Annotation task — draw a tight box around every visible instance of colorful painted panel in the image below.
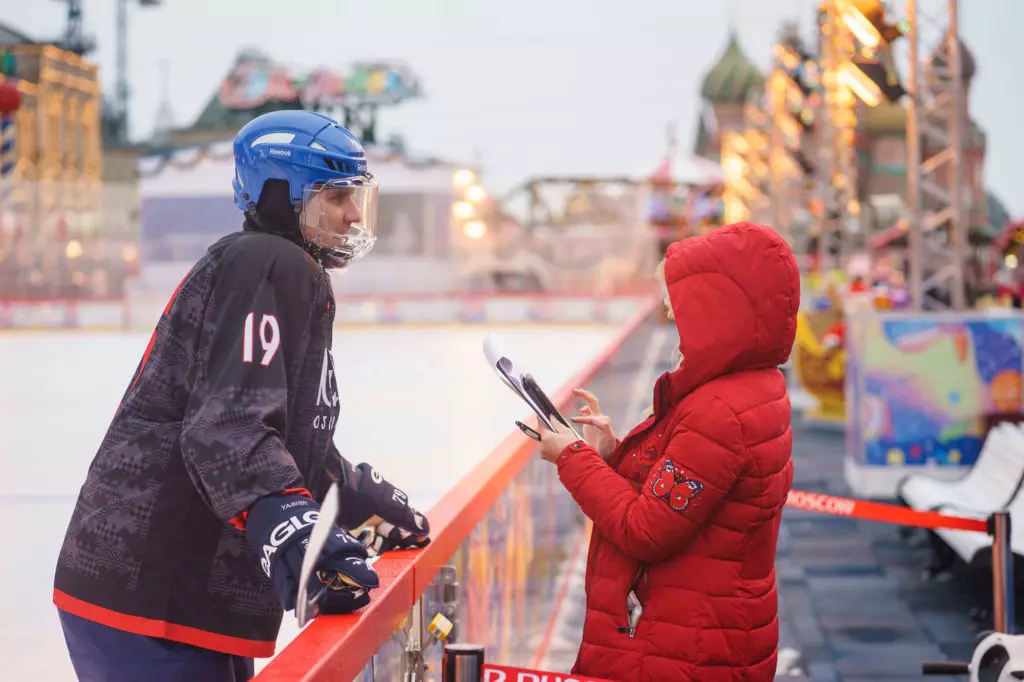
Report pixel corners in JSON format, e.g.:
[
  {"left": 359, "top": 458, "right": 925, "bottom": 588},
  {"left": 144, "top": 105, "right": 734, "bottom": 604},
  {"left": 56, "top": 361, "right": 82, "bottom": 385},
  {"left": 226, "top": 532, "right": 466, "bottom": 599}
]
[{"left": 849, "top": 313, "right": 1024, "bottom": 467}]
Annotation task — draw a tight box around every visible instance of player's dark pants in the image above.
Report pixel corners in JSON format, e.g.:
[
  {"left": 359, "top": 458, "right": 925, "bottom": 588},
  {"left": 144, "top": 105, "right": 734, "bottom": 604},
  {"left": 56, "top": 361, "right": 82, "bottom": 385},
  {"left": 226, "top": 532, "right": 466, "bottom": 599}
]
[{"left": 58, "top": 609, "right": 254, "bottom": 682}]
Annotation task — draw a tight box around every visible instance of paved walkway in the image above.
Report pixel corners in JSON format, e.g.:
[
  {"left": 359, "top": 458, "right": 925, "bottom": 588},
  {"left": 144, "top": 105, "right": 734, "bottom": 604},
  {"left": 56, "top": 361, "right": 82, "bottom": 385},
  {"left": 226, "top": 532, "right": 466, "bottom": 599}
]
[{"left": 777, "top": 415, "right": 987, "bottom": 681}]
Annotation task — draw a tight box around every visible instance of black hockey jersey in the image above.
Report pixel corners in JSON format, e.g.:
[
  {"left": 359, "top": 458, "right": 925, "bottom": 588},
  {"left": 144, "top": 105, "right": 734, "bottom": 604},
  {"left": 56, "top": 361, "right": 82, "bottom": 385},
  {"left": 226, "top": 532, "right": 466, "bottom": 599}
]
[{"left": 54, "top": 230, "right": 352, "bottom": 658}]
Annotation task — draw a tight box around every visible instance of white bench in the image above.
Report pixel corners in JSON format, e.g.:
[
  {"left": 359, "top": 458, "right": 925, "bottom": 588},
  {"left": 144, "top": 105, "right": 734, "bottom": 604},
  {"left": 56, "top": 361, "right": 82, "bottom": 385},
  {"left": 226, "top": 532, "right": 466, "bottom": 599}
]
[
  {"left": 898, "top": 422, "right": 1024, "bottom": 517},
  {"left": 902, "top": 422, "right": 1024, "bottom": 567}
]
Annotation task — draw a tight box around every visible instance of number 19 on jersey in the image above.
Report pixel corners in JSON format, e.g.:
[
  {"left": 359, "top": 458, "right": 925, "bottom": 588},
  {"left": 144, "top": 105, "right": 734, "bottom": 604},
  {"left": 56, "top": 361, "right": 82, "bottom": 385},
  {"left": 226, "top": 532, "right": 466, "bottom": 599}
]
[{"left": 243, "top": 312, "right": 281, "bottom": 366}]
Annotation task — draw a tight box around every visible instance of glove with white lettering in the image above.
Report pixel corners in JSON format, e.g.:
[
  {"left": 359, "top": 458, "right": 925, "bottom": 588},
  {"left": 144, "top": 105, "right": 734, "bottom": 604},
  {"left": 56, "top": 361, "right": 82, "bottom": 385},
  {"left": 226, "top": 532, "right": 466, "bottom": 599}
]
[
  {"left": 339, "top": 463, "right": 431, "bottom": 557},
  {"left": 244, "top": 493, "right": 379, "bottom": 614}
]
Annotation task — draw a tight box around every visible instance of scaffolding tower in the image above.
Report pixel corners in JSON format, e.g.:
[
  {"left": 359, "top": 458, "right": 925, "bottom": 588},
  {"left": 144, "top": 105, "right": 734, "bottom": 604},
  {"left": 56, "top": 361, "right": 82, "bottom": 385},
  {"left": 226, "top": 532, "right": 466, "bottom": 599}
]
[
  {"left": 904, "top": 0, "right": 968, "bottom": 310},
  {"left": 816, "top": 2, "right": 864, "bottom": 271},
  {"left": 767, "top": 22, "right": 820, "bottom": 255}
]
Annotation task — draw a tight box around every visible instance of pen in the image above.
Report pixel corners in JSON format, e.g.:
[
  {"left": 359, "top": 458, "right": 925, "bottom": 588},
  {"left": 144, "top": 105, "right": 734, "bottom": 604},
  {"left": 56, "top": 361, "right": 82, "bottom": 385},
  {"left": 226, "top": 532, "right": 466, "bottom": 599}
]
[{"left": 515, "top": 421, "right": 542, "bottom": 442}]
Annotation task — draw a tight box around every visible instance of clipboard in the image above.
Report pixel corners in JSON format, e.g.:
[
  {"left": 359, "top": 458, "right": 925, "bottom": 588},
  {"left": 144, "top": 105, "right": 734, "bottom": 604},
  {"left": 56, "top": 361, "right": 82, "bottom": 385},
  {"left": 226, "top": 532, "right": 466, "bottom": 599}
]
[{"left": 483, "top": 333, "right": 581, "bottom": 440}]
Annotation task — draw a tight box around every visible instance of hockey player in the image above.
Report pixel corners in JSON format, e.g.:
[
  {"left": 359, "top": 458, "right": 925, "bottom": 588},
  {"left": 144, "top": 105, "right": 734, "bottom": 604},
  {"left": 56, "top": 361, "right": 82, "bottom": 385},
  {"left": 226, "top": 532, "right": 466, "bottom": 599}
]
[{"left": 52, "top": 110, "right": 431, "bottom": 682}]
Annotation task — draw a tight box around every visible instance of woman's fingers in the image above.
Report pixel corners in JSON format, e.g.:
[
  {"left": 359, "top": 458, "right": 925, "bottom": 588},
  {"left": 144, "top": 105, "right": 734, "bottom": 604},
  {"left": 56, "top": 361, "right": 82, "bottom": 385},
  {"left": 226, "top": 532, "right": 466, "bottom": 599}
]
[
  {"left": 571, "top": 415, "right": 611, "bottom": 428},
  {"left": 573, "top": 387, "right": 601, "bottom": 413}
]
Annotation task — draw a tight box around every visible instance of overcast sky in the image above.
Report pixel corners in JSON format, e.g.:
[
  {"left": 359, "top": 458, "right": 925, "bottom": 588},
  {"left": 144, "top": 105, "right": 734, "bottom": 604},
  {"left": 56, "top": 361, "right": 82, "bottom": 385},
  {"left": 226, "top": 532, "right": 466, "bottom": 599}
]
[{"left": 3, "top": 0, "right": 1021, "bottom": 214}]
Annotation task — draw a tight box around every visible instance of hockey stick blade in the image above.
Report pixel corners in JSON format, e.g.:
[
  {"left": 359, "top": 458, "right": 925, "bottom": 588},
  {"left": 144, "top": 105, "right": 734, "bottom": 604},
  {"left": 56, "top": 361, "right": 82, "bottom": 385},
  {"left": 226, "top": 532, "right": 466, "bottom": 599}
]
[{"left": 296, "top": 481, "right": 340, "bottom": 628}]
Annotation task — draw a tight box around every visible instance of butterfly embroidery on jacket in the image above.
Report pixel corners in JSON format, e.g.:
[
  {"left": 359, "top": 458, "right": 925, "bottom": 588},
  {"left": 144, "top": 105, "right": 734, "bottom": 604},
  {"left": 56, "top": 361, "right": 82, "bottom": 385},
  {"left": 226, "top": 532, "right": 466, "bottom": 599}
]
[{"left": 650, "top": 459, "right": 704, "bottom": 512}]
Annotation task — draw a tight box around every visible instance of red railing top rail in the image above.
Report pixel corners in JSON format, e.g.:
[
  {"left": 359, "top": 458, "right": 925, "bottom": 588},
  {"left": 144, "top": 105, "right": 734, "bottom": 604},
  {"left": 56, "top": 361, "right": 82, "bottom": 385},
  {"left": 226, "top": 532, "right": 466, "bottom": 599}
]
[{"left": 255, "top": 295, "right": 660, "bottom": 681}]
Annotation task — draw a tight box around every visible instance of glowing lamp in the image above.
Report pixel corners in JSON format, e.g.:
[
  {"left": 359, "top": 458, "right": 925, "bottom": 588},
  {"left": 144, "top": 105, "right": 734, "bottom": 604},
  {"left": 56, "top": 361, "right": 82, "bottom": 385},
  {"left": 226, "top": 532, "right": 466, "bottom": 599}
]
[{"left": 464, "top": 220, "right": 486, "bottom": 240}]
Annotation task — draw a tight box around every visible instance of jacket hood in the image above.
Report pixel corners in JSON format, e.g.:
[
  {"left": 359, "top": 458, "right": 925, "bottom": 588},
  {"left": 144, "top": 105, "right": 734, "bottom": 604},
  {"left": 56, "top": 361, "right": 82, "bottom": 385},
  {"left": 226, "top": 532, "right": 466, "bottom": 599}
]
[{"left": 660, "top": 222, "right": 800, "bottom": 403}]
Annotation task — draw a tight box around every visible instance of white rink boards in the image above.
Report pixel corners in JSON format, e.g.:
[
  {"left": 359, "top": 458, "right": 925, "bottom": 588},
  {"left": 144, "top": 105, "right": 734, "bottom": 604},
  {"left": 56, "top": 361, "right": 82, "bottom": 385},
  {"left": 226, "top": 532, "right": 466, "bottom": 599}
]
[{"left": 0, "top": 323, "right": 621, "bottom": 680}]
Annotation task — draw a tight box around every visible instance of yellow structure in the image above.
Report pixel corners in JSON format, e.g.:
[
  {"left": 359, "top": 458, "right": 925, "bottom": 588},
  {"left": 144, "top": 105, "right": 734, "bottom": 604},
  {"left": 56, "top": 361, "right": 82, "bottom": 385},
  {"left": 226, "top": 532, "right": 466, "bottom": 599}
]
[
  {"left": 792, "top": 310, "right": 847, "bottom": 423},
  {"left": 2, "top": 44, "right": 102, "bottom": 248},
  {"left": 721, "top": 128, "right": 770, "bottom": 226},
  {"left": 0, "top": 44, "right": 105, "bottom": 297}
]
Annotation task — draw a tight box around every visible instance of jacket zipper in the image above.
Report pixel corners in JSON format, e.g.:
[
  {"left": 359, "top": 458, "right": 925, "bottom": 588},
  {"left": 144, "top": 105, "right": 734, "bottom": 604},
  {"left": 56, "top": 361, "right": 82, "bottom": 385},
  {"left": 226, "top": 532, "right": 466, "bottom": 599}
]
[{"left": 618, "top": 565, "right": 647, "bottom": 639}]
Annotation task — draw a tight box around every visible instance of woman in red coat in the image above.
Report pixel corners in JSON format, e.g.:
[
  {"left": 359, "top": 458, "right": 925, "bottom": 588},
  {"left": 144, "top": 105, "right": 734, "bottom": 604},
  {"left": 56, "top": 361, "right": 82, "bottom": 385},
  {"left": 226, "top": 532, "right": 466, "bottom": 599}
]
[{"left": 540, "top": 222, "right": 798, "bottom": 682}]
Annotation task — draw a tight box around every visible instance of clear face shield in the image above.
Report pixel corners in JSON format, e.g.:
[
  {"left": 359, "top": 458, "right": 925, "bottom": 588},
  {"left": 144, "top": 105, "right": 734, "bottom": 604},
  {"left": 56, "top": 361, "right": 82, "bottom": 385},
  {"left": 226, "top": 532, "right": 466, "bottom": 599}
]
[{"left": 299, "top": 176, "right": 379, "bottom": 269}]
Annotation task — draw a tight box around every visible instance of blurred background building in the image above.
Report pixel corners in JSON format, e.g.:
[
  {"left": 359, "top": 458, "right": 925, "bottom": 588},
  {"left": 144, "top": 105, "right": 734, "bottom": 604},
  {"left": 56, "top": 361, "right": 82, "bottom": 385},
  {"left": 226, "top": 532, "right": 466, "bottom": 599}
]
[{"left": 0, "top": 1, "right": 1020, "bottom": 319}]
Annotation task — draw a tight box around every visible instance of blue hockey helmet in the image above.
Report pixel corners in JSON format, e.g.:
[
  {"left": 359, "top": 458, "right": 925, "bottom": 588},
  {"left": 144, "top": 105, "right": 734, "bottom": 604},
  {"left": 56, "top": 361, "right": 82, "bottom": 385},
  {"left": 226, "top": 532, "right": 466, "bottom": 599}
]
[{"left": 232, "top": 110, "right": 379, "bottom": 268}]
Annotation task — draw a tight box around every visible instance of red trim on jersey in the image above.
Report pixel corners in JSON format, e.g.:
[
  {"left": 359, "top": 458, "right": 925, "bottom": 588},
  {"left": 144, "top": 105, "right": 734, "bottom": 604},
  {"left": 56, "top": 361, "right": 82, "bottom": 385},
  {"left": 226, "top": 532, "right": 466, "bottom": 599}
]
[
  {"left": 282, "top": 487, "right": 313, "bottom": 498},
  {"left": 53, "top": 589, "right": 276, "bottom": 659},
  {"left": 126, "top": 270, "right": 192, "bottom": 397},
  {"left": 227, "top": 487, "right": 313, "bottom": 531}
]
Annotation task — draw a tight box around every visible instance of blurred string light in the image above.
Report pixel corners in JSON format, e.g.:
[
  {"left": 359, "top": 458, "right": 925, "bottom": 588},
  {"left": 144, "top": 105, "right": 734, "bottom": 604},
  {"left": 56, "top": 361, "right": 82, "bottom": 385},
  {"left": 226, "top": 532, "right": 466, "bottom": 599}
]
[
  {"left": 451, "top": 166, "right": 488, "bottom": 241},
  {"left": 463, "top": 220, "right": 486, "bottom": 240},
  {"left": 770, "top": 34, "right": 818, "bottom": 184},
  {"left": 832, "top": 0, "right": 908, "bottom": 106},
  {"left": 452, "top": 168, "right": 475, "bottom": 188},
  {"left": 720, "top": 131, "right": 754, "bottom": 225}
]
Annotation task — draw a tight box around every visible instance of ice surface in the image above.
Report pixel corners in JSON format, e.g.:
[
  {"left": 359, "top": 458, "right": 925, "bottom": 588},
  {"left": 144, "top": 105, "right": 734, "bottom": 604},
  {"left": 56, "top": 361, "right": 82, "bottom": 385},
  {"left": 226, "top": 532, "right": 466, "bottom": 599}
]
[{"left": 0, "top": 324, "right": 620, "bottom": 679}]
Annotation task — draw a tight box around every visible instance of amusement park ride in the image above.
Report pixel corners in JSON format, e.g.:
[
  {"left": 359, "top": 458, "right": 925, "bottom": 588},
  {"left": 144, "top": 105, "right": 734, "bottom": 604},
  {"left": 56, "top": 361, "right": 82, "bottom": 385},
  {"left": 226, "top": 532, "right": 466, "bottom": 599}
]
[
  {"left": 489, "top": 122, "right": 726, "bottom": 296},
  {"left": 212, "top": 51, "right": 422, "bottom": 147},
  {"left": 491, "top": 170, "right": 722, "bottom": 295}
]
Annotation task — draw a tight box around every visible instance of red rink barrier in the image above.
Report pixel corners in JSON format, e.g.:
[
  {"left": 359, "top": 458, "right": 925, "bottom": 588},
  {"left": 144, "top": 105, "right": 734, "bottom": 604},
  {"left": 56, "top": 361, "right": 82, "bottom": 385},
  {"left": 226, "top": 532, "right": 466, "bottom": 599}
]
[
  {"left": 483, "top": 663, "right": 614, "bottom": 682},
  {"left": 785, "top": 489, "right": 989, "bottom": 533},
  {"left": 254, "top": 296, "right": 663, "bottom": 682}
]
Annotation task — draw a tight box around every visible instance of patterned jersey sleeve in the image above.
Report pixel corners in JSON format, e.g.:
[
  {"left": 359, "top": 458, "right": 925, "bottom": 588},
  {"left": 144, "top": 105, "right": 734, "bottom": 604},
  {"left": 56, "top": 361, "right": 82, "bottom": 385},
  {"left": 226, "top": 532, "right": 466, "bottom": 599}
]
[{"left": 179, "top": 250, "right": 315, "bottom": 527}]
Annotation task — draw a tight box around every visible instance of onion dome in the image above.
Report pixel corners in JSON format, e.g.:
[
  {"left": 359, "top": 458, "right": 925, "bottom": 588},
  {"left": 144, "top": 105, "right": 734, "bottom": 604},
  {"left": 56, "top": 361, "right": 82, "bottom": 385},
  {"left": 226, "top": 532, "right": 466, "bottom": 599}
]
[
  {"left": 928, "top": 30, "right": 976, "bottom": 84},
  {"left": 700, "top": 31, "right": 766, "bottom": 105}
]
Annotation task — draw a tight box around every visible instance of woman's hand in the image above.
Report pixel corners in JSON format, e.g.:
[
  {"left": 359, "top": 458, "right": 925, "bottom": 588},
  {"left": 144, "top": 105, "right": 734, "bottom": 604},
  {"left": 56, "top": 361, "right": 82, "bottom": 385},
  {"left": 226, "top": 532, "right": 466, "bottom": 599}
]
[
  {"left": 570, "top": 388, "right": 617, "bottom": 461},
  {"left": 538, "top": 419, "right": 582, "bottom": 463}
]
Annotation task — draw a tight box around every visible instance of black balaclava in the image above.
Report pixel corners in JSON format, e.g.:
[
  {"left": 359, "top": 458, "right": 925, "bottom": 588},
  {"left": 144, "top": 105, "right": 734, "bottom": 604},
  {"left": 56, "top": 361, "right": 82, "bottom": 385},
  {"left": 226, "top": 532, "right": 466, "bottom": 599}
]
[{"left": 242, "top": 179, "right": 304, "bottom": 246}]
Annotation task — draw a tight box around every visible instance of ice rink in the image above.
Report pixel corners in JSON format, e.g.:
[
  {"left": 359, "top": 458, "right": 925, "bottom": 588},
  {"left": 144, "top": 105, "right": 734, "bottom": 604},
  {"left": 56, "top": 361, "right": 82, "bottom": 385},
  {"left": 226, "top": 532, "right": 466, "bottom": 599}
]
[{"left": 0, "top": 323, "right": 621, "bottom": 680}]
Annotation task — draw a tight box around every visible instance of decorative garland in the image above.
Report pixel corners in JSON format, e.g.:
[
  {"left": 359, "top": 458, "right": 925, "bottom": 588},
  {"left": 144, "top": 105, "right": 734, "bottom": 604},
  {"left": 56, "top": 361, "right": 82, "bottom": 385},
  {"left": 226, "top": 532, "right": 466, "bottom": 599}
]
[{"left": 138, "top": 137, "right": 453, "bottom": 179}]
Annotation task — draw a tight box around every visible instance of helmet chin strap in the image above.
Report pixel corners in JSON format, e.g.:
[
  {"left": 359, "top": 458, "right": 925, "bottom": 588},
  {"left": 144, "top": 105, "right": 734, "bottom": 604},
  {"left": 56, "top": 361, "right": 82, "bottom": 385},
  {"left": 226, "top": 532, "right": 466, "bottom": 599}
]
[
  {"left": 299, "top": 213, "right": 357, "bottom": 270},
  {"left": 306, "top": 240, "right": 354, "bottom": 270},
  {"left": 243, "top": 204, "right": 274, "bottom": 234}
]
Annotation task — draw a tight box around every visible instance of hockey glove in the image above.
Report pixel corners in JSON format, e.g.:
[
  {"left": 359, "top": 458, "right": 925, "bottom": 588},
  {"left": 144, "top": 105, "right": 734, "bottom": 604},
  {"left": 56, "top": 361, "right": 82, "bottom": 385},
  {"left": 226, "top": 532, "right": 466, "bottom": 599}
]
[
  {"left": 339, "top": 462, "right": 431, "bottom": 557},
  {"left": 245, "top": 493, "right": 379, "bottom": 614}
]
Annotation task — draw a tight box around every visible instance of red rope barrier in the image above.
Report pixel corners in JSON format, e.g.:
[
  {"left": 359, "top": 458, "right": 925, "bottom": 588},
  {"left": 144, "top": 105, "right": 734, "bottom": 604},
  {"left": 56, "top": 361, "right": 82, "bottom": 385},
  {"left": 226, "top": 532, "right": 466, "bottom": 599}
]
[{"left": 785, "top": 489, "right": 990, "bottom": 533}]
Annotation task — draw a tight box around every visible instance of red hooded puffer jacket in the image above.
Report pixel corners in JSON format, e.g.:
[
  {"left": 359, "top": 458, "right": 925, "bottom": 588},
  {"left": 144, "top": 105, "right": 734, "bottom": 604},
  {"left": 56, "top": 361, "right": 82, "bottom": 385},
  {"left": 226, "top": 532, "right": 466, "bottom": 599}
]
[{"left": 556, "top": 222, "right": 799, "bottom": 682}]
